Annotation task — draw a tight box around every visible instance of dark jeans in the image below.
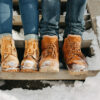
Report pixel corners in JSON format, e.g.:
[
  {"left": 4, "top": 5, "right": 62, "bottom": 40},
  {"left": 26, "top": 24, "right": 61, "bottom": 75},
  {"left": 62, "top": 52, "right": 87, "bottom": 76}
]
[{"left": 40, "top": 0, "right": 87, "bottom": 37}]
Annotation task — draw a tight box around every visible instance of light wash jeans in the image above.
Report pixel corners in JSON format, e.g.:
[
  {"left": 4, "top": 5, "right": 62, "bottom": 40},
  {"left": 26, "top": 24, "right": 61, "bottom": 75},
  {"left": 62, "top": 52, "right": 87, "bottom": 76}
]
[
  {"left": 0, "top": 0, "right": 86, "bottom": 39},
  {"left": 0, "top": 0, "right": 39, "bottom": 39}
]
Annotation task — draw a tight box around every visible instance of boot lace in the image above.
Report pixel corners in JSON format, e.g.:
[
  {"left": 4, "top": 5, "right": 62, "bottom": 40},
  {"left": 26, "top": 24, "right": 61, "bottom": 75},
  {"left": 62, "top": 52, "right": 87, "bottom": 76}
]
[
  {"left": 25, "top": 41, "right": 39, "bottom": 61},
  {"left": 65, "top": 42, "right": 83, "bottom": 63},
  {"left": 4, "top": 40, "right": 12, "bottom": 55},
  {"left": 2, "top": 38, "right": 16, "bottom": 62},
  {"left": 42, "top": 42, "right": 57, "bottom": 59}
]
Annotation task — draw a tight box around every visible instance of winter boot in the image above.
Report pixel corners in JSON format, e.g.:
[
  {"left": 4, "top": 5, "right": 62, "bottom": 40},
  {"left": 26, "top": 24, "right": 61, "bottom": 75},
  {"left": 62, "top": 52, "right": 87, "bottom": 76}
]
[
  {"left": 21, "top": 39, "right": 39, "bottom": 72},
  {"left": 1, "top": 36, "right": 19, "bottom": 72},
  {"left": 0, "top": 39, "right": 1, "bottom": 53},
  {"left": 63, "top": 35, "right": 88, "bottom": 75},
  {"left": 39, "top": 36, "right": 59, "bottom": 72}
]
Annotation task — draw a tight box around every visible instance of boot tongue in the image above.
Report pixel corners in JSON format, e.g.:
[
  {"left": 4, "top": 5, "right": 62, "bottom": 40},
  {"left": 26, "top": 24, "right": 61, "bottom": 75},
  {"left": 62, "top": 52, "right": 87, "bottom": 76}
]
[
  {"left": 41, "top": 36, "right": 58, "bottom": 49},
  {"left": 24, "top": 39, "right": 39, "bottom": 60}
]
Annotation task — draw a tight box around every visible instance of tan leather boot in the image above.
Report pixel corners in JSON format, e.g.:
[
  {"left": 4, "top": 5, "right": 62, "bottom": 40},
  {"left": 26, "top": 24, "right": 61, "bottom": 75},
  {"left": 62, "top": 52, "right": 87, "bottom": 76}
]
[
  {"left": 1, "top": 36, "right": 19, "bottom": 72},
  {"left": 39, "top": 36, "right": 59, "bottom": 72},
  {"left": 21, "top": 39, "right": 39, "bottom": 72},
  {"left": 0, "top": 39, "right": 1, "bottom": 53},
  {"left": 63, "top": 35, "right": 88, "bottom": 75}
]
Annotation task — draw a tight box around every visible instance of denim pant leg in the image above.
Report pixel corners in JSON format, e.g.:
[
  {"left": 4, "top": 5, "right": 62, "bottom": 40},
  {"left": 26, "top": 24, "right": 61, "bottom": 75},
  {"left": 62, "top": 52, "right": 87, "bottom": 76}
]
[
  {"left": 19, "top": 0, "right": 39, "bottom": 40},
  {"left": 64, "top": 0, "right": 87, "bottom": 38},
  {"left": 0, "top": 0, "right": 12, "bottom": 37},
  {"left": 40, "top": 0, "right": 60, "bottom": 38}
]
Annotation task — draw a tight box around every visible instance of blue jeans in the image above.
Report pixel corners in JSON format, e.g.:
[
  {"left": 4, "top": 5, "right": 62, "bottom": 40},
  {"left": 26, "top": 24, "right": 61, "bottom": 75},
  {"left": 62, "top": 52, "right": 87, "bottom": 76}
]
[
  {"left": 40, "top": 0, "right": 87, "bottom": 37},
  {"left": 0, "top": 0, "right": 39, "bottom": 37},
  {"left": 40, "top": 0, "right": 60, "bottom": 37},
  {"left": 0, "top": 0, "right": 86, "bottom": 38}
]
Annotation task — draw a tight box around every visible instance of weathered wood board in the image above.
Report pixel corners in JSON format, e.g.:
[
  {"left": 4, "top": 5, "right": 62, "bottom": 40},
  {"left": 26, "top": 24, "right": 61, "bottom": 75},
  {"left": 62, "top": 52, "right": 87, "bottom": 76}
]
[
  {"left": 15, "top": 40, "right": 92, "bottom": 48},
  {"left": 0, "top": 70, "right": 99, "bottom": 80},
  {"left": 87, "top": 0, "right": 100, "bottom": 34}
]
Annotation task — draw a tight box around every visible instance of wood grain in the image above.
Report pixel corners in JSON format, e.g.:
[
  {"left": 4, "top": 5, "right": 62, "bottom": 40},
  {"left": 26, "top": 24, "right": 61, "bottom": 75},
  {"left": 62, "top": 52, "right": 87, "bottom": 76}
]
[{"left": 0, "top": 70, "right": 99, "bottom": 80}]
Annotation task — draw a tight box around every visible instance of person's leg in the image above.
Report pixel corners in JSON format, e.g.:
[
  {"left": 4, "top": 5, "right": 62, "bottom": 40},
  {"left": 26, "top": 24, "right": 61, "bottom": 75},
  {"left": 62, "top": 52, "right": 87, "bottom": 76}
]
[
  {"left": 63, "top": 0, "right": 88, "bottom": 75},
  {"left": 64, "top": 0, "right": 87, "bottom": 37},
  {"left": 19, "top": 0, "right": 39, "bottom": 72},
  {"left": 39, "top": 0, "right": 60, "bottom": 72},
  {"left": 0, "top": 0, "right": 12, "bottom": 38},
  {"left": 19, "top": 0, "right": 39, "bottom": 40},
  {"left": 40, "top": 0, "right": 60, "bottom": 37},
  {"left": 0, "top": 0, "right": 19, "bottom": 72}
]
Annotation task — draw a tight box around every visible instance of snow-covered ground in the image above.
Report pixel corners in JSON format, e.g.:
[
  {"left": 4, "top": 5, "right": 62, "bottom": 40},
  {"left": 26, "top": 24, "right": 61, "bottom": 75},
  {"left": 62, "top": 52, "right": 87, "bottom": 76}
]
[
  {"left": 83, "top": 29, "right": 100, "bottom": 70},
  {"left": 0, "top": 72, "right": 100, "bottom": 100}
]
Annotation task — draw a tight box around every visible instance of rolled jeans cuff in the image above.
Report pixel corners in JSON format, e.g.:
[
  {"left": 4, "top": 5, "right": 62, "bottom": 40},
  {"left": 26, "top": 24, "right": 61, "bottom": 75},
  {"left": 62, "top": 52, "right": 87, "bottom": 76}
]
[
  {"left": 0, "top": 33, "right": 12, "bottom": 38},
  {"left": 25, "top": 34, "right": 38, "bottom": 40}
]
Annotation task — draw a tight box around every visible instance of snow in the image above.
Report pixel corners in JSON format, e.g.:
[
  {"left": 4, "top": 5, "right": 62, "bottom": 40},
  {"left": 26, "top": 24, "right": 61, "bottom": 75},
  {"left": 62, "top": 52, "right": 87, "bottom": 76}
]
[
  {"left": 13, "top": 11, "right": 19, "bottom": 16},
  {"left": 0, "top": 72, "right": 100, "bottom": 100},
  {"left": 82, "top": 29, "right": 100, "bottom": 70},
  {"left": 96, "top": 16, "right": 100, "bottom": 45},
  {"left": 83, "top": 16, "right": 100, "bottom": 70},
  {"left": 12, "top": 29, "right": 24, "bottom": 40},
  {"left": 82, "top": 29, "right": 95, "bottom": 40},
  {"left": 84, "top": 8, "right": 89, "bottom": 16}
]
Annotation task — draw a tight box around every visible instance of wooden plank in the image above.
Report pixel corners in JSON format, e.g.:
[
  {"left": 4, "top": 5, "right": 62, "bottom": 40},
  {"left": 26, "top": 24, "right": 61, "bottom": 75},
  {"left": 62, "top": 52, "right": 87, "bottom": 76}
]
[
  {"left": 13, "top": 15, "right": 90, "bottom": 26},
  {"left": 15, "top": 40, "right": 92, "bottom": 48},
  {"left": 0, "top": 70, "right": 99, "bottom": 80},
  {"left": 87, "top": 0, "right": 100, "bottom": 34}
]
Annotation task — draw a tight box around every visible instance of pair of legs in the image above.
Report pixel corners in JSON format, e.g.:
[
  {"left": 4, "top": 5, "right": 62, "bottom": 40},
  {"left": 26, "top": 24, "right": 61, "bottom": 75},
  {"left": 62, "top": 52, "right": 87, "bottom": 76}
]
[
  {"left": 40, "top": 0, "right": 86, "bottom": 37},
  {"left": 0, "top": 0, "right": 39, "bottom": 72},
  {"left": 0, "top": 0, "right": 38, "bottom": 39},
  {"left": 0, "top": 0, "right": 88, "bottom": 74},
  {"left": 39, "top": 0, "right": 88, "bottom": 74}
]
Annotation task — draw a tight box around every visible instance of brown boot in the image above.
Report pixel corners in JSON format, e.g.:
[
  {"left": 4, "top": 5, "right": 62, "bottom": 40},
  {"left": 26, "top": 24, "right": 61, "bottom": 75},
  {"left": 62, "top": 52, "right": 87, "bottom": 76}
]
[
  {"left": 0, "top": 39, "right": 1, "bottom": 53},
  {"left": 39, "top": 36, "right": 59, "bottom": 72},
  {"left": 63, "top": 35, "right": 88, "bottom": 75},
  {"left": 1, "top": 36, "right": 19, "bottom": 72},
  {"left": 21, "top": 39, "right": 39, "bottom": 72}
]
